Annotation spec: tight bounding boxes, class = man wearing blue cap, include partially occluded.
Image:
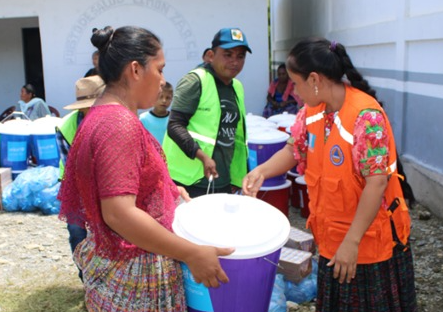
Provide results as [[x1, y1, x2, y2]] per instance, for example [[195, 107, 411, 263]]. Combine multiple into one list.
[[163, 27, 251, 198]]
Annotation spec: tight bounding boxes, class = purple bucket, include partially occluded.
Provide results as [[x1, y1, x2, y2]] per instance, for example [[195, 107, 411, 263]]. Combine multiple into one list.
[[247, 128, 289, 187], [173, 194, 290, 312]]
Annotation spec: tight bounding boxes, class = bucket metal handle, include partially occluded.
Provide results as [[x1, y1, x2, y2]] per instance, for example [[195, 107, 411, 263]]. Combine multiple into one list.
[[206, 174, 215, 195], [263, 257, 284, 270]]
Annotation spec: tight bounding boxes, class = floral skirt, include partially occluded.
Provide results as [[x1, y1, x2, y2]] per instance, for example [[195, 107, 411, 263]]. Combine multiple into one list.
[[74, 236, 186, 312], [316, 245, 417, 312]]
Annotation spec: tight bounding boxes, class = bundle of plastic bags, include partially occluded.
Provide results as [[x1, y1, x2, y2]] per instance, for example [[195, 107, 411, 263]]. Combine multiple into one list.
[[2, 166, 61, 215], [284, 258, 318, 304], [268, 259, 318, 311]]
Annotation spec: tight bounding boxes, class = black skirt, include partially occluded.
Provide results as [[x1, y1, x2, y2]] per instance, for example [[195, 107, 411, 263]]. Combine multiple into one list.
[[316, 245, 417, 312]]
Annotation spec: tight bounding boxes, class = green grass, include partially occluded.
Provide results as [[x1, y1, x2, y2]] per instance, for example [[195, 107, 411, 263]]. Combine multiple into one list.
[[0, 282, 86, 312]]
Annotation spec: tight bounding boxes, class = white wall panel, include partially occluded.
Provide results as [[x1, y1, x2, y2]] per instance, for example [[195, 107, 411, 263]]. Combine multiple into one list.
[[406, 39, 443, 73], [409, 0, 443, 17], [331, 0, 396, 31], [347, 44, 396, 69]]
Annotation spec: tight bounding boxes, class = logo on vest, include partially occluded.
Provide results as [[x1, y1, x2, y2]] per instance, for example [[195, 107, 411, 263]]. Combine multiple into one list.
[[308, 132, 316, 152], [330, 145, 344, 166]]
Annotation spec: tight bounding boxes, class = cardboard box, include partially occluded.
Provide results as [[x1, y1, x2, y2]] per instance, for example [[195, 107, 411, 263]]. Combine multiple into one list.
[[285, 226, 316, 253], [277, 247, 312, 283]]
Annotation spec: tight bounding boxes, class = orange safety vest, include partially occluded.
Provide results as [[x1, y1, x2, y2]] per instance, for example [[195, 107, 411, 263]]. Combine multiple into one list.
[[304, 85, 411, 264]]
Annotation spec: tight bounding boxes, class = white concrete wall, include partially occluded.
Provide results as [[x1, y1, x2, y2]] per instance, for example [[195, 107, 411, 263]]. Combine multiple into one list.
[[270, 0, 443, 215], [0, 0, 269, 116]]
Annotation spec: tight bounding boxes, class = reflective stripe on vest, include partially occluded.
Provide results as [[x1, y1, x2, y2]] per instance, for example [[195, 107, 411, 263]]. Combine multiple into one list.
[[188, 130, 216, 146], [333, 115, 353, 145], [306, 111, 324, 125]]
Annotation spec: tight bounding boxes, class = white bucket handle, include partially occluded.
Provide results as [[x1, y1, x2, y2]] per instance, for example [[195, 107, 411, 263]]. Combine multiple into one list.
[[1, 111, 31, 123]]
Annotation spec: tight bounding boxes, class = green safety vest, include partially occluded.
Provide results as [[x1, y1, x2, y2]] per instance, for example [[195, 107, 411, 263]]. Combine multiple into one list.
[[56, 110, 79, 179], [162, 68, 248, 187]]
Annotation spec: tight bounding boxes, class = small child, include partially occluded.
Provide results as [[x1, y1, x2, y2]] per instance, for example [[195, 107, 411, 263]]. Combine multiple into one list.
[[139, 82, 173, 144]]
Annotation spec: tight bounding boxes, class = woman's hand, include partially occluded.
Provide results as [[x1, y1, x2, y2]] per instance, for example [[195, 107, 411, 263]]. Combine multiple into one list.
[[185, 245, 235, 288], [177, 186, 191, 202], [326, 175, 387, 284], [327, 238, 359, 284], [242, 169, 265, 198]]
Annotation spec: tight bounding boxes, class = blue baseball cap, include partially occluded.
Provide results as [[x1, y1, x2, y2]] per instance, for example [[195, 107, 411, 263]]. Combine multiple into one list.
[[211, 28, 252, 53]]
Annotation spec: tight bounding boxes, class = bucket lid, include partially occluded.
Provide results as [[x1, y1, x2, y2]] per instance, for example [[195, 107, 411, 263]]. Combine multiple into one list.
[[247, 128, 289, 144], [246, 119, 278, 129], [245, 113, 266, 123], [267, 112, 297, 125], [0, 119, 32, 135], [259, 179, 291, 191], [31, 116, 62, 134], [172, 193, 290, 259], [295, 175, 306, 185]]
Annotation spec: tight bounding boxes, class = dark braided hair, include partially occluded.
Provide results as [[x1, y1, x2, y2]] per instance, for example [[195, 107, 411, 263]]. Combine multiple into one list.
[[90, 26, 162, 85], [286, 37, 379, 101]]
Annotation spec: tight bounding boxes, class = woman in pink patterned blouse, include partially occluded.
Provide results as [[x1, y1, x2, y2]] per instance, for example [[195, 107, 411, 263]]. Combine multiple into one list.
[[243, 38, 416, 312]]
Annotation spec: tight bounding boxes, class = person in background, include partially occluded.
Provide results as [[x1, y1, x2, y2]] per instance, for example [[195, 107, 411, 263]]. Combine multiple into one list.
[[84, 50, 99, 77], [197, 47, 212, 67], [163, 27, 251, 198], [139, 81, 173, 144], [243, 38, 417, 312], [16, 83, 51, 120], [58, 25, 233, 311], [55, 75, 105, 282], [262, 63, 302, 118]]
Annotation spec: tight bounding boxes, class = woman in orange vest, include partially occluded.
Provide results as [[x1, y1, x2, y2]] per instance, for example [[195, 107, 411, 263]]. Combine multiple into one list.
[[242, 38, 417, 311]]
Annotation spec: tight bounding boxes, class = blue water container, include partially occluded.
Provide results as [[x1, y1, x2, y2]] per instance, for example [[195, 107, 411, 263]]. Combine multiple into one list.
[[0, 120, 32, 179], [30, 116, 61, 167]]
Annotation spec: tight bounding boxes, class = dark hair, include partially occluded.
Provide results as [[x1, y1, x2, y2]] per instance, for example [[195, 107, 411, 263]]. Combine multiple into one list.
[[22, 84, 36, 97], [90, 26, 162, 84], [277, 63, 286, 71], [163, 81, 173, 92], [286, 37, 378, 100]]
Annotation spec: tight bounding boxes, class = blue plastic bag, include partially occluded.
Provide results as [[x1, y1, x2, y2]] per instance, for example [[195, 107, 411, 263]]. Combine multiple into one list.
[[268, 274, 287, 312], [284, 260, 318, 304], [2, 183, 20, 212], [35, 182, 61, 215], [1, 166, 60, 213]]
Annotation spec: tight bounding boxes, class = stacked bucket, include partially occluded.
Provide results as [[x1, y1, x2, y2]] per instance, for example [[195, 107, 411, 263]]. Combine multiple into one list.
[[0, 115, 61, 179], [246, 112, 309, 218]]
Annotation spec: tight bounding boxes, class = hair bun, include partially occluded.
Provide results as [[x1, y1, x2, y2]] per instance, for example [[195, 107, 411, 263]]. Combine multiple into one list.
[[90, 26, 114, 52]]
